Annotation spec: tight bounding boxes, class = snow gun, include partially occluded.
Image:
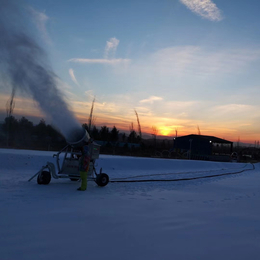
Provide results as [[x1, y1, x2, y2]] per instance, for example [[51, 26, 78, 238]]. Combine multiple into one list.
[[28, 128, 109, 186]]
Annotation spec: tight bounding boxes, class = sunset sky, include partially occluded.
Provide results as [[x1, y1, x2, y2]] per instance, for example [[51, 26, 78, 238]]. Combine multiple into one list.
[[1, 0, 260, 143]]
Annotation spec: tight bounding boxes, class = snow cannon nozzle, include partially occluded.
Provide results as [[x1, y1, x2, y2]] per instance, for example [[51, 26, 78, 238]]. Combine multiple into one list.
[[66, 128, 90, 148]]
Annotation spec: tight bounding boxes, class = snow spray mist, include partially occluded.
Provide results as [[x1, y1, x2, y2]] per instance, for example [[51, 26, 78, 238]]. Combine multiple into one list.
[[0, 0, 84, 143]]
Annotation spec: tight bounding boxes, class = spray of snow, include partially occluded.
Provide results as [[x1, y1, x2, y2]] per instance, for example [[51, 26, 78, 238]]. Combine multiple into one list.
[[0, 0, 84, 142]]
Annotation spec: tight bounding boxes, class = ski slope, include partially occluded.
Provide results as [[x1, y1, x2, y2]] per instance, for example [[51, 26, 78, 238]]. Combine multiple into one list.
[[0, 148, 260, 260]]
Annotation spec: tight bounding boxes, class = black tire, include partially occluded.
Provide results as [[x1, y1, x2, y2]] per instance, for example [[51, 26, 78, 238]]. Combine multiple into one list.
[[37, 174, 41, 184], [37, 171, 51, 185], [96, 173, 109, 187]]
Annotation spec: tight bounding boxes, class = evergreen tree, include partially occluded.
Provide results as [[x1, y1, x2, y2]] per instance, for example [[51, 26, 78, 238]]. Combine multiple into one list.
[[17, 117, 34, 147], [100, 126, 109, 141], [122, 133, 126, 142], [128, 130, 138, 143], [3, 116, 19, 147], [34, 119, 47, 138], [91, 126, 99, 140], [110, 126, 119, 142]]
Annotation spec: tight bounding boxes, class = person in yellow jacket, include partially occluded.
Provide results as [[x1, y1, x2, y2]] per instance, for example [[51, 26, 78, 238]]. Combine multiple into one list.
[[77, 141, 91, 191]]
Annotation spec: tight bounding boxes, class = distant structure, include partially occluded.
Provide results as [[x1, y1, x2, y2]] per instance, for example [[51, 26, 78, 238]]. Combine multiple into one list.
[[173, 134, 233, 162]]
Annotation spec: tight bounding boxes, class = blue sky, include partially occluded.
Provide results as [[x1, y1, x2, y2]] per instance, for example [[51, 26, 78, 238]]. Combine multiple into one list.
[[1, 0, 260, 143]]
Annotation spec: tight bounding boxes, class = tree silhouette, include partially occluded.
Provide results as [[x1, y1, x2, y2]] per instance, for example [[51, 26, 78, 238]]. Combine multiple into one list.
[[100, 126, 109, 141], [128, 130, 138, 143], [151, 126, 158, 149], [17, 117, 34, 147], [122, 133, 126, 142], [91, 126, 99, 140], [2, 116, 18, 147], [88, 97, 95, 132], [135, 109, 142, 141], [110, 126, 119, 142], [5, 89, 16, 147]]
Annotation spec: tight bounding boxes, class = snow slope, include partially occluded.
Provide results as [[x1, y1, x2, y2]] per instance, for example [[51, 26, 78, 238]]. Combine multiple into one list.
[[0, 149, 260, 260]]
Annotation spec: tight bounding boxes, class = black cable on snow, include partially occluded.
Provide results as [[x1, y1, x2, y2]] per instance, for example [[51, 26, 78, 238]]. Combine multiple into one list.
[[110, 163, 249, 181], [109, 163, 255, 183]]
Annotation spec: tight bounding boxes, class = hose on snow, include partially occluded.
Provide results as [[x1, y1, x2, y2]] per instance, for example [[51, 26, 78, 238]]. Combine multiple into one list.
[[109, 163, 255, 183]]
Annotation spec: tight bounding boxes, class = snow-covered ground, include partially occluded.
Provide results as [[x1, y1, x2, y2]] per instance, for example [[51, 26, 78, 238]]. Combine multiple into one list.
[[0, 148, 260, 260]]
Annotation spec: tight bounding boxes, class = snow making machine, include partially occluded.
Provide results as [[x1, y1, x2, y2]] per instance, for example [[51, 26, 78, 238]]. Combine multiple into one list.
[[29, 129, 109, 187]]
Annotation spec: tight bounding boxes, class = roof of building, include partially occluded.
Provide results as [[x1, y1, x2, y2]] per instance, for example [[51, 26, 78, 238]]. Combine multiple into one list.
[[175, 134, 233, 144]]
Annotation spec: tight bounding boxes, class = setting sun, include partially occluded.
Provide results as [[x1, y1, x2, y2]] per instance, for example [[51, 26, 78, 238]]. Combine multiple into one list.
[[159, 127, 173, 136]]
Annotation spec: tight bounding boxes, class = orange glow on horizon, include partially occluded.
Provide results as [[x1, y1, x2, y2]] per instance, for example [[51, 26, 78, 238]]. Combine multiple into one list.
[[158, 126, 173, 136], [1, 95, 258, 145]]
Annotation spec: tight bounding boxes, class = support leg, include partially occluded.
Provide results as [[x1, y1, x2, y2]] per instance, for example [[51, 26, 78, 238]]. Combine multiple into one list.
[[28, 167, 45, 182]]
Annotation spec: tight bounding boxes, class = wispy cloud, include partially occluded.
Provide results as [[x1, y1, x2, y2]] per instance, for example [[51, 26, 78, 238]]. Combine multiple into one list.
[[68, 37, 130, 66], [132, 46, 260, 78], [69, 68, 79, 86], [210, 104, 255, 121], [104, 37, 119, 59], [179, 0, 223, 21], [140, 96, 163, 104], [84, 90, 95, 100], [68, 58, 130, 65], [28, 7, 51, 44]]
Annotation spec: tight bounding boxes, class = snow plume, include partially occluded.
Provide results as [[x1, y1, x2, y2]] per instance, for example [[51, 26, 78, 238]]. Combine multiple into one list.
[[179, 0, 223, 21], [28, 7, 52, 45], [0, 0, 84, 143], [104, 37, 119, 59]]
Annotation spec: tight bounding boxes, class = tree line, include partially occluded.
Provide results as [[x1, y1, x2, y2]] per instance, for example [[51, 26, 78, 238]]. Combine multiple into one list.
[[0, 115, 148, 152]]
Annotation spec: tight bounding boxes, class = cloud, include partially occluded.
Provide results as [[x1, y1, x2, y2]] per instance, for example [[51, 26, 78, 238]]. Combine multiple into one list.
[[211, 104, 254, 120], [28, 7, 51, 44], [140, 96, 163, 104], [179, 0, 223, 21], [104, 37, 119, 59], [84, 90, 95, 100], [69, 68, 79, 86], [68, 37, 130, 66], [133, 46, 260, 79], [68, 58, 130, 65]]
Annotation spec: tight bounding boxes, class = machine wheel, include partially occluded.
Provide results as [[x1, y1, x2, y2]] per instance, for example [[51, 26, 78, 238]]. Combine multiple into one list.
[[96, 173, 109, 187], [37, 171, 51, 185]]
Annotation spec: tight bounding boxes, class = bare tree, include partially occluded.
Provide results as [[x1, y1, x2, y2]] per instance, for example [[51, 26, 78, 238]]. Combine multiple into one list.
[[197, 125, 201, 135], [237, 136, 240, 148], [129, 122, 135, 143], [129, 122, 134, 132], [6, 88, 16, 147], [151, 126, 158, 136], [6, 88, 15, 118], [88, 97, 95, 133], [134, 109, 142, 141], [175, 128, 178, 138], [151, 126, 158, 149]]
